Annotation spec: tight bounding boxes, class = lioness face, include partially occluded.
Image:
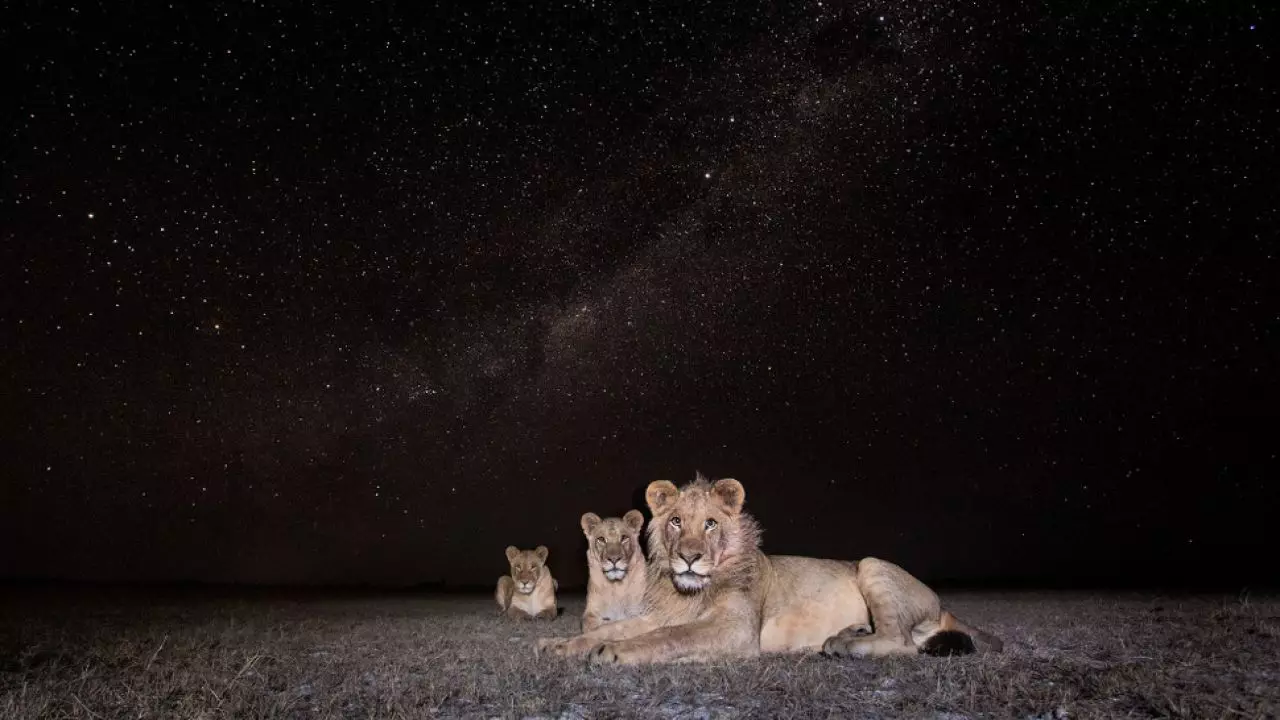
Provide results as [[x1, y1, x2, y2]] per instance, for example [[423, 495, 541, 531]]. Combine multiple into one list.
[[505, 545, 549, 594], [645, 476, 746, 594], [581, 510, 644, 581]]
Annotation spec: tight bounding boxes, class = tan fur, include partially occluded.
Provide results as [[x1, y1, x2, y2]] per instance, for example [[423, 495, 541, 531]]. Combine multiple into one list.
[[537, 474, 1002, 664], [580, 510, 647, 632], [496, 545, 558, 621]]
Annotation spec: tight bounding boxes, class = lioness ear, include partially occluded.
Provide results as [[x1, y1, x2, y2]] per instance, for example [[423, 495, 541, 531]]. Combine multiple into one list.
[[505, 545, 519, 563], [646, 480, 679, 515], [711, 477, 745, 515], [580, 512, 602, 537], [535, 545, 549, 563], [623, 509, 645, 533]]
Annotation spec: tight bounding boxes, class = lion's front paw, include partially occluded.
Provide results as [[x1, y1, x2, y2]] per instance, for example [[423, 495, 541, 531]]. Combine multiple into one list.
[[588, 642, 622, 666], [537, 636, 597, 658]]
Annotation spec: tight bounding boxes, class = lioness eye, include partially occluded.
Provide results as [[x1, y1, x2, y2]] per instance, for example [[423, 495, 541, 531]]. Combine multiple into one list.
[[670, 516, 681, 528], [705, 518, 718, 530], [621, 536, 630, 546], [596, 537, 605, 546]]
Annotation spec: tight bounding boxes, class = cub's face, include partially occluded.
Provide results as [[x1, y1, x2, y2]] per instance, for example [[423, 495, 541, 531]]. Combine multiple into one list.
[[580, 510, 644, 581], [645, 476, 745, 594], [505, 545, 549, 594]]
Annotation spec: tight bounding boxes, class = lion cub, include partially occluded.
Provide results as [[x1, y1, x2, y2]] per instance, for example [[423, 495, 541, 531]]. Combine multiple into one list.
[[580, 510, 647, 632], [496, 545, 558, 620]]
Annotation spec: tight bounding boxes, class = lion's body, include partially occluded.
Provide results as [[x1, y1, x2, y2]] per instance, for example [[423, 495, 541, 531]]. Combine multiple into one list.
[[580, 511, 648, 632], [758, 555, 871, 652], [496, 546, 558, 621], [539, 475, 1002, 664]]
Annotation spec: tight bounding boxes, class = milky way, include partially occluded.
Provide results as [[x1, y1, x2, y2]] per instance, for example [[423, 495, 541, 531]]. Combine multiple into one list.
[[2, 1, 1274, 586]]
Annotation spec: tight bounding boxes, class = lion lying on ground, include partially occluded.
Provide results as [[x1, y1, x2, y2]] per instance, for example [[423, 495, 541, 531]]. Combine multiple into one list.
[[496, 545, 558, 620], [538, 474, 1002, 664], [580, 510, 647, 632]]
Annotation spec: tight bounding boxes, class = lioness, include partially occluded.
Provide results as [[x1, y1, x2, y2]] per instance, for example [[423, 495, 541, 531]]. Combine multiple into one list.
[[496, 545, 558, 620], [580, 510, 647, 632], [539, 474, 1002, 664]]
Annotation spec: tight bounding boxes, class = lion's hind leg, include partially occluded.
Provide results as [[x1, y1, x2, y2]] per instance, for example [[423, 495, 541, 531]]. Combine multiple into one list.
[[822, 557, 936, 659]]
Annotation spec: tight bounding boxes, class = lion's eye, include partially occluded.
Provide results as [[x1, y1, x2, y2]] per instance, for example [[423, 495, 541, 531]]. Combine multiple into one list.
[[670, 516, 681, 528], [596, 537, 605, 546], [705, 518, 718, 530], [621, 536, 630, 546]]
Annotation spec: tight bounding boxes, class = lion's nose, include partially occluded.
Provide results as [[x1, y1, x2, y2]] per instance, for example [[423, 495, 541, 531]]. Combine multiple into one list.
[[679, 551, 702, 565]]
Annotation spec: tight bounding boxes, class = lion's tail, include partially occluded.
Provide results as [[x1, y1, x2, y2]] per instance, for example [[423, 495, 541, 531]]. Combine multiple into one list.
[[940, 610, 1004, 653]]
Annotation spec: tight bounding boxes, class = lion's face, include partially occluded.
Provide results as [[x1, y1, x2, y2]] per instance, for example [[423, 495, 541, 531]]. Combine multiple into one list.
[[645, 475, 746, 594], [505, 545, 549, 594], [581, 510, 644, 581]]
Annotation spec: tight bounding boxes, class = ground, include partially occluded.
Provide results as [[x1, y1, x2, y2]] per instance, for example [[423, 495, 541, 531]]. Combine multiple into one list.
[[1, 587, 1276, 719]]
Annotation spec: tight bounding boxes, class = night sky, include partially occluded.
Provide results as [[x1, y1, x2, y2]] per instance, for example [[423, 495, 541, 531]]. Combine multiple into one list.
[[2, 1, 1275, 589]]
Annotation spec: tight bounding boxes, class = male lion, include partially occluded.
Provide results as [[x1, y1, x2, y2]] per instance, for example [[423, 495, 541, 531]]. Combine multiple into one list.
[[496, 545, 558, 620], [539, 474, 1001, 664], [580, 510, 647, 632]]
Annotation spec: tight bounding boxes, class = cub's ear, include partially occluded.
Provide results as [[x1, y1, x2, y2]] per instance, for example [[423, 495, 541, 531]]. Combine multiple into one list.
[[711, 477, 745, 515], [622, 509, 645, 533], [505, 545, 520, 563], [535, 545, 549, 563], [646, 480, 680, 515], [580, 512, 602, 537]]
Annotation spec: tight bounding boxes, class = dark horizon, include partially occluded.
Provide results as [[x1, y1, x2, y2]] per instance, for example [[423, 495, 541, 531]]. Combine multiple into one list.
[[2, 1, 1275, 591]]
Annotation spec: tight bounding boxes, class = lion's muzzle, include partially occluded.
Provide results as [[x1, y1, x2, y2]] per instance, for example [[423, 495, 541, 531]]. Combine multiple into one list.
[[601, 558, 629, 581], [670, 553, 712, 592]]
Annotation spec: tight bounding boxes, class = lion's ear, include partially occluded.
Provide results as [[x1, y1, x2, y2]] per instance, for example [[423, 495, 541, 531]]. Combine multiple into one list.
[[711, 478, 745, 515], [580, 512, 602, 537], [505, 545, 520, 563], [535, 545, 549, 563], [622, 509, 645, 533], [646, 480, 679, 515]]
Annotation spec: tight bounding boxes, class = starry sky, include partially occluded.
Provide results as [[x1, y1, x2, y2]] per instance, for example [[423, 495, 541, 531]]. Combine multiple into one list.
[[1, 1, 1275, 589]]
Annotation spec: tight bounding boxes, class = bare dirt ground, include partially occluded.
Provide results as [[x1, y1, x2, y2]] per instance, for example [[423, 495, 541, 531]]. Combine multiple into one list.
[[1, 586, 1276, 719]]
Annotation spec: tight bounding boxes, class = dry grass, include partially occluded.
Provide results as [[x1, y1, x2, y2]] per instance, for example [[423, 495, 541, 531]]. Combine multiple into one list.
[[1, 587, 1277, 719]]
